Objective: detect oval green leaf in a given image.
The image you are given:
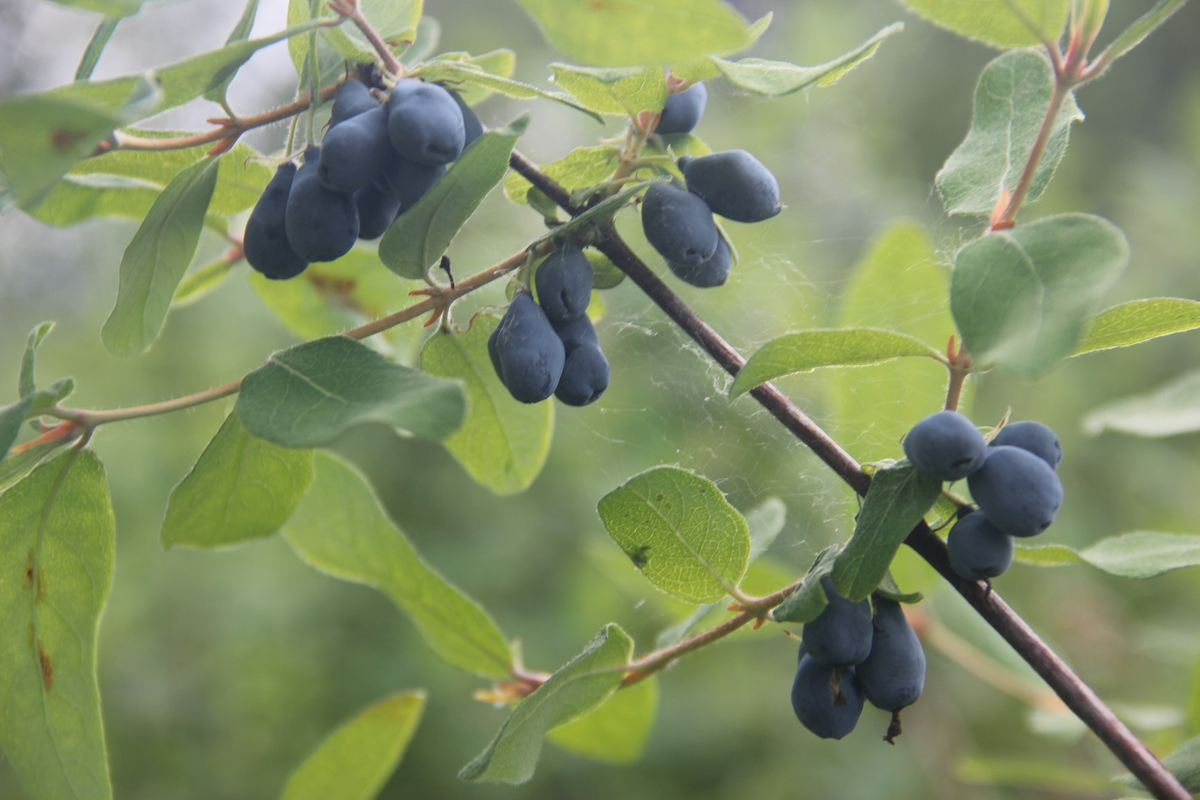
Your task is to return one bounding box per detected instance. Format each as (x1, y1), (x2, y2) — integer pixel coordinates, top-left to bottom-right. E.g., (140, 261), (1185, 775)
(547, 677), (657, 765)
(898, 0), (1070, 48)
(598, 466), (750, 604)
(161, 413), (313, 549)
(951, 213), (1130, 378)
(1083, 369), (1200, 438)
(284, 452), (513, 678)
(937, 50), (1082, 216)
(235, 336), (466, 448)
(550, 64), (666, 116)
(1073, 298), (1200, 355)
(420, 318), (553, 496)
(730, 327), (942, 399)
(280, 692), (426, 800)
(1014, 532), (1200, 579)
(0, 450), (115, 800)
(460, 624), (634, 784)
(504, 145), (621, 205)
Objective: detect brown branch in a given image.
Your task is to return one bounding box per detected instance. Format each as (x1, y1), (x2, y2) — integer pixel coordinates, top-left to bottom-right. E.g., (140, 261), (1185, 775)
(505, 154), (1189, 800)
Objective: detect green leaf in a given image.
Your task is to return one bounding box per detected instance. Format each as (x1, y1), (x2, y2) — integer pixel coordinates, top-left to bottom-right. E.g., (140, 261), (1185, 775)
(875, 571), (924, 604)
(0, 397), (34, 462)
(287, 0), (348, 84)
(173, 255), (236, 307)
(598, 466), (751, 603)
(533, 178), (668, 248)
(1083, 368), (1200, 437)
(33, 138), (272, 227)
(1073, 298), (1200, 355)
(711, 22), (903, 96)
(831, 223), (957, 464)
(1096, 0), (1190, 68)
(322, 0), (422, 65)
(550, 65), (666, 117)
(0, 450), (115, 800)
(514, 0), (760, 67)
(0, 92), (127, 209)
(203, 0), (262, 105)
(161, 413), (313, 549)
(280, 692), (426, 800)
(832, 461), (941, 601)
(284, 452), (513, 677)
(19, 322), (55, 399)
(937, 50), (1083, 216)
(420, 319), (553, 496)
(1187, 648), (1200, 736)
(956, 756), (1114, 792)
(586, 249), (626, 290)
(248, 250), (419, 343)
(400, 16), (442, 66)
(47, 0), (143, 14)
(75, 16), (122, 81)
(1014, 532), (1200, 579)
(1115, 733), (1200, 792)
(411, 49), (515, 104)
(412, 59), (603, 120)
(951, 213), (1129, 378)
(235, 336), (466, 448)
(504, 146), (621, 205)
(897, 0), (1070, 48)
(745, 496), (786, 561)
(730, 328), (942, 399)
(460, 624), (634, 784)
(771, 545), (838, 624)
(379, 119), (525, 279)
(101, 155), (220, 357)
(547, 678), (657, 765)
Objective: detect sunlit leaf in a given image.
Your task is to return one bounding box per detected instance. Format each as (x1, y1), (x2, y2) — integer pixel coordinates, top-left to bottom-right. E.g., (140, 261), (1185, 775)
(551, 64), (666, 116)
(898, 0), (1070, 48)
(1014, 532), (1200, 579)
(547, 678), (657, 765)
(504, 146), (621, 205)
(1073, 298), (1200, 355)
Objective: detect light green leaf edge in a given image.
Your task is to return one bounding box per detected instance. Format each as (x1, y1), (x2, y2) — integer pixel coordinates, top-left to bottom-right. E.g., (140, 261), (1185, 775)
(1014, 531), (1200, 579)
(1072, 298), (1200, 355)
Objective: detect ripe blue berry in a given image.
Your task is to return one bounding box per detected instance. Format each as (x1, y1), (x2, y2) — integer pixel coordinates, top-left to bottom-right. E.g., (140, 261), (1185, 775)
(353, 182), (401, 241)
(947, 511), (1014, 581)
(386, 79), (465, 166)
(903, 410), (987, 482)
(317, 105), (392, 193)
(535, 245), (593, 324)
(656, 82), (707, 135)
(285, 147), (359, 263)
(679, 150), (781, 223)
(967, 445), (1063, 537)
(244, 162), (308, 280)
(450, 90), (484, 150)
(791, 654), (864, 740)
(802, 576), (874, 667)
(666, 234), (731, 288)
(641, 183), (718, 268)
(329, 80), (378, 127)
(381, 153), (445, 210)
(990, 420), (1062, 469)
(488, 292), (565, 404)
(856, 599), (926, 712)
(553, 314), (609, 407)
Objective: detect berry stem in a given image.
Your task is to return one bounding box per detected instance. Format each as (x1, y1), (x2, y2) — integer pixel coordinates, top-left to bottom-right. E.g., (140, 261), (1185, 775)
(505, 155), (1190, 800)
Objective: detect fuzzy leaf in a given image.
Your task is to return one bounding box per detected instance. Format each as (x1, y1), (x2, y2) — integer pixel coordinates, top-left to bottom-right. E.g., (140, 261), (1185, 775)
(547, 678), (657, 765)
(1073, 298), (1200, 355)
(1083, 370), (1200, 437)
(898, 0), (1070, 48)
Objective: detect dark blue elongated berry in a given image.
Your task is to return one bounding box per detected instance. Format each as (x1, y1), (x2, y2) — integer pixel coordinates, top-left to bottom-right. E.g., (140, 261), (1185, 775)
(990, 420), (1062, 469)
(285, 146), (359, 263)
(679, 150), (781, 223)
(856, 599), (926, 711)
(488, 292), (565, 404)
(451, 90), (484, 149)
(386, 79), (465, 166)
(354, 182), (401, 240)
(802, 576), (874, 667)
(903, 410), (987, 482)
(947, 510), (1014, 581)
(381, 153), (446, 210)
(329, 79), (378, 127)
(967, 445), (1063, 537)
(317, 105), (392, 193)
(667, 234), (730, 288)
(641, 183), (718, 267)
(791, 655), (864, 740)
(243, 162), (309, 280)
(552, 314), (609, 407)
(536, 245), (593, 324)
(656, 81), (707, 135)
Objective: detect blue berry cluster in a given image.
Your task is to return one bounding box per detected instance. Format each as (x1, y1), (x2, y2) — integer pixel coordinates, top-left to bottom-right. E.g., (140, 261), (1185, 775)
(904, 412), (1064, 582)
(244, 78), (481, 279)
(488, 246), (609, 406)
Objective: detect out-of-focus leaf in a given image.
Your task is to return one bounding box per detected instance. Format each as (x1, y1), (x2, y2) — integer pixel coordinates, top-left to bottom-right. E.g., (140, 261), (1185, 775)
(18, 322), (54, 399)
(284, 452), (513, 677)
(102, 156), (220, 357)
(551, 64), (666, 116)
(731, 328), (941, 399)
(547, 678), (657, 765)
(420, 318), (553, 495)
(379, 119), (526, 279)
(1083, 369), (1200, 437)
(161, 413), (313, 549)
(173, 255), (236, 307)
(412, 59), (602, 120)
(745, 496), (786, 561)
(772, 546), (837, 624)
(460, 624), (634, 784)
(832, 461), (941, 601)
(1014, 532), (1200, 579)
(897, 0), (1070, 48)
(235, 336), (465, 447)
(280, 692), (426, 800)
(513, 0), (761, 67)
(0, 450), (115, 800)
(1115, 733), (1200, 792)
(598, 466), (751, 603)
(1073, 298), (1200, 355)
(75, 16), (122, 81)
(46, 0), (143, 14)
(1096, 0), (1190, 67)
(411, 49), (515, 105)
(956, 756), (1114, 792)
(204, 0), (262, 105)
(0, 397), (34, 462)
(951, 213), (1129, 378)
(937, 50), (1082, 216)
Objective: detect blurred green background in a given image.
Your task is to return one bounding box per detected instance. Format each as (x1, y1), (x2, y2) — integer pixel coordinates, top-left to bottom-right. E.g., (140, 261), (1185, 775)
(3, 1), (1200, 798)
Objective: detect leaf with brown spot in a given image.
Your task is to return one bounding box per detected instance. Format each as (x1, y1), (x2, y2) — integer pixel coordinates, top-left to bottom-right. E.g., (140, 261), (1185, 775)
(0, 450), (116, 800)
